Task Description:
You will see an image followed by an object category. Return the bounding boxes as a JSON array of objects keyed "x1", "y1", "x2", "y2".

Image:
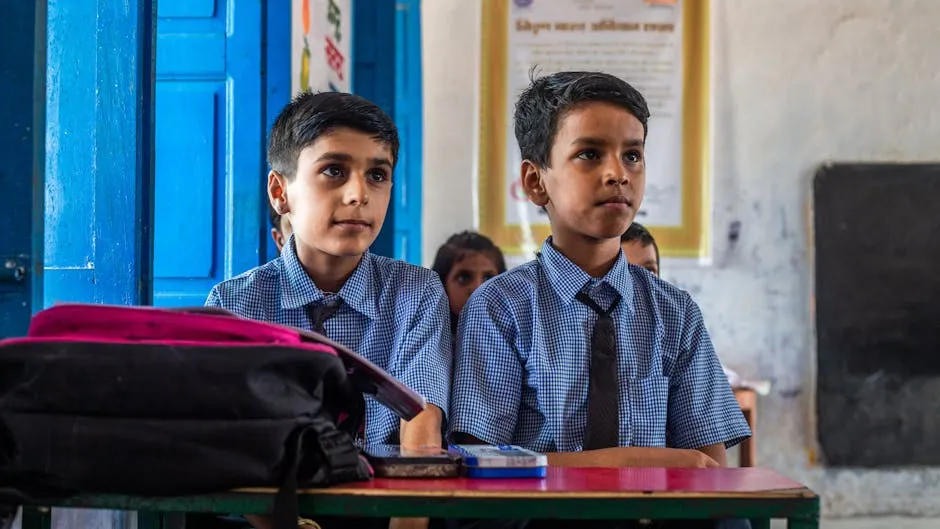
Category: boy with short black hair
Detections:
[
  {"x1": 450, "y1": 71, "x2": 749, "y2": 506},
  {"x1": 208, "y1": 91, "x2": 450, "y2": 529}
]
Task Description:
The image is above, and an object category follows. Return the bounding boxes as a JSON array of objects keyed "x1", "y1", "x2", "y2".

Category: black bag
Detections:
[{"x1": 0, "y1": 308, "x2": 374, "y2": 529}]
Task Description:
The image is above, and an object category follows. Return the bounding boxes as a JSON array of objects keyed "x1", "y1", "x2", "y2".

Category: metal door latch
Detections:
[{"x1": 0, "y1": 257, "x2": 27, "y2": 283}]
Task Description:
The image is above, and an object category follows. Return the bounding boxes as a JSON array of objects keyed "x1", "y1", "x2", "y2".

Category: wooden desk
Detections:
[
  {"x1": 20, "y1": 467, "x2": 818, "y2": 528},
  {"x1": 735, "y1": 387, "x2": 758, "y2": 467}
]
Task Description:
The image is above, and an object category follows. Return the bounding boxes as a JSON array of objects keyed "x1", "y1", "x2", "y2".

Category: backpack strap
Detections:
[{"x1": 271, "y1": 418, "x2": 368, "y2": 529}]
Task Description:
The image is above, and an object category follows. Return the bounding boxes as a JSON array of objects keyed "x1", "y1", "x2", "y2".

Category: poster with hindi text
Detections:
[{"x1": 476, "y1": 0, "x2": 711, "y2": 260}]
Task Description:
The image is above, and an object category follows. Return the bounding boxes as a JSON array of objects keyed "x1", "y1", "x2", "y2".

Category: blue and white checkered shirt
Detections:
[
  {"x1": 206, "y1": 236, "x2": 453, "y2": 444},
  {"x1": 448, "y1": 238, "x2": 750, "y2": 453}
]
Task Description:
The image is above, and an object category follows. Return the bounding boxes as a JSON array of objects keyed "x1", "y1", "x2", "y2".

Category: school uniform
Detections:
[
  {"x1": 201, "y1": 235, "x2": 453, "y2": 529},
  {"x1": 448, "y1": 238, "x2": 751, "y2": 529}
]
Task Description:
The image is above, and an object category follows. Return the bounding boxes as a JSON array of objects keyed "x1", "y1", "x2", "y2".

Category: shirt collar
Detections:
[
  {"x1": 279, "y1": 235, "x2": 378, "y2": 319},
  {"x1": 538, "y1": 237, "x2": 635, "y2": 312}
]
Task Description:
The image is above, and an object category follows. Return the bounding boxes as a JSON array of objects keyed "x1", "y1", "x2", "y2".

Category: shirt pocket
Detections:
[{"x1": 627, "y1": 375, "x2": 670, "y2": 447}]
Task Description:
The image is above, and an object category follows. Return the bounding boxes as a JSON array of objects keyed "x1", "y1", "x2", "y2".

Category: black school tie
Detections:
[
  {"x1": 575, "y1": 290, "x2": 622, "y2": 450},
  {"x1": 306, "y1": 297, "x2": 344, "y2": 335}
]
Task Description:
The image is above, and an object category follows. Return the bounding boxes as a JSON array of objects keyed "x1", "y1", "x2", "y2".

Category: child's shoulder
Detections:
[
  {"x1": 206, "y1": 259, "x2": 282, "y2": 309},
  {"x1": 626, "y1": 263, "x2": 696, "y2": 316},
  {"x1": 212, "y1": 259, "x2": 281, "y2": 297},
  {"x1": 366, "y1": 253, "x2": 445, "y2": 295},
  {"x1": 463, "y1": 259, "x2": 543, "y2": 312}
]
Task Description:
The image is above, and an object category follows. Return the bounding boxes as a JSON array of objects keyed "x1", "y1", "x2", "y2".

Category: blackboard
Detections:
[{"x1": 815, "y1": 163, "x2": 940, "y2": 467}]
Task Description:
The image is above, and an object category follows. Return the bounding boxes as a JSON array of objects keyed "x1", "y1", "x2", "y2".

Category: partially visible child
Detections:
[
  {"x1": 268, "y1": 202, "x2": 293, "y2": 252},
  {"x1": 621, "y1": 222, "x2": 659, "y2": 276},
  {"x1": 207, "y1": 91, "x2": 451, "y2": 529},
  {"x1": 431, "y1": 231, "x2": 507, "y2": 333}
]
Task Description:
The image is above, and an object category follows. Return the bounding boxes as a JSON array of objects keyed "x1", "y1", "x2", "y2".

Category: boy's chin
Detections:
[
  {"x1": 322, "y1": 239, "x2": 375, "y2": 258},
  {"x1": 296, "y1": 237, "x2": 373, "y2": 258}
]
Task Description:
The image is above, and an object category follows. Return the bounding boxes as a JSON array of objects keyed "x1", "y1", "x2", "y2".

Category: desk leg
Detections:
[
  {"x1": 749, "y1": 518, "x2": 770, "y2": 529},
  {"x1": 19, "y1": 508, "x2": 51, "y2": 529},
  {"x1": 787, "y1": 515, "x2": 819, "y2": 529},
  {"x1": 136, "y1": 512, "x2": 166, "y2": 529}
]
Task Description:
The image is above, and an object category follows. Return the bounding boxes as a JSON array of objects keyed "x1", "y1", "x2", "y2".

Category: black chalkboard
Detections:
[{"x1": 815, "y1": 163, "x2": 940, "y2": 467}]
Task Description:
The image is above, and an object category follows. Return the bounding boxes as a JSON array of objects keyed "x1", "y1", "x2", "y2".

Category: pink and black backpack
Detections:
[{"x1": 0, "y1": 304, "x2": 426, "y2": 529}]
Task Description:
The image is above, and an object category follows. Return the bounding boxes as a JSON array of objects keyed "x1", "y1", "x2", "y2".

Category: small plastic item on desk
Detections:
[
  {"x1": 448, "y1": 444, "x2": 548, "y2": 479},
  {"x1": 362, "y1": 444, "x2": 461, "y2": 478}
]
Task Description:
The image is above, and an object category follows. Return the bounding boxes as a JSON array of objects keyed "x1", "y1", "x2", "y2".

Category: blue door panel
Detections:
[
  {"x1": 157, "y1": 33, "x2": 226, "y2": 76},
  {"x1": 153, "y1": 83, "x2": 218, "y2": 279},
  {"x1": 353, "y1": 0, "x2": 423, "y2": 264},
  {"x1": 392, "y1": 0, "x2": 422, "y2": 263},
  {"x1": 153, "y1": 0, "x2": 264, "y2": 307},
  {"x1": 159, "y1": 0, "x2": 217, "y2": 18}
]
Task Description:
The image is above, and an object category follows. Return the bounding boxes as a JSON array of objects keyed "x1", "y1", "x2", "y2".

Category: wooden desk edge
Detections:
[{"x1": 233, "y1": 486, "x2": 818, "y2": 501}]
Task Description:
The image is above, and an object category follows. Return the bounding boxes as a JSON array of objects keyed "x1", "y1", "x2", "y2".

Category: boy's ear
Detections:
[
  {"x1": 520, "y1": 160, "x2": 549, "y2": 207},
  {"x1": 268, "y1": 170, "x2": 290, "y2": 214}
]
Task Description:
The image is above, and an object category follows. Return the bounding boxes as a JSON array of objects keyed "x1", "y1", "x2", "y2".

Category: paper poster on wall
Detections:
[
  {"x1": 291, "y1": 0, "x2": 353, "y2": 96},
  {"x1": 476, "y1": 0, "x2": 711, "y2": 260}
]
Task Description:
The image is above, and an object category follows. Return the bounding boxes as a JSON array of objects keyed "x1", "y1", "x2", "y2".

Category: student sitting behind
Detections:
[
  {"x1": 621, "y1": 222, "x2": 659, "y2": 276},
  {"x1": 268, "y1": 202, "x2": 293, "y2": 252},
  {"x1": 207, "y1": 91, "x2": 451, "y2": 529},
  {"x1": 448, "y1": 71, "x2": 750, "y2": 528},
  {"x1": 431, "y1": 231, "x2": 507, "y2": 334}
]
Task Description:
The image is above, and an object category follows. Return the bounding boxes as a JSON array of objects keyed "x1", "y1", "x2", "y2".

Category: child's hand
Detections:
[
  {"x1": 629, "y1": 447, "x2": 719, "y2": 468},
  {"x1": 665, "y1": 448, "x2": 720, "y2": 468},
  {"x1": 548, "y1": 446, "x2": 720, "y2": 468}
]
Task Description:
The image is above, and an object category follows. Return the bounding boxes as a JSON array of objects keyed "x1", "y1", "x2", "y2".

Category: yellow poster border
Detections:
[{"x1": 477, "y1": 0, "x2": 711, "y2": 259}]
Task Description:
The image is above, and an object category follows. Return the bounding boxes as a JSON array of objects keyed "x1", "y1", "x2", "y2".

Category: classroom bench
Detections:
[{"x1": 19, "y1": 467, "x2": 818, "y2": 529}]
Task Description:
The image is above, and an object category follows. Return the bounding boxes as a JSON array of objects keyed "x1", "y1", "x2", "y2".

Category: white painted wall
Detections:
[{"x1": 422, "y1": 0, "x2": 940, "y2": 516}]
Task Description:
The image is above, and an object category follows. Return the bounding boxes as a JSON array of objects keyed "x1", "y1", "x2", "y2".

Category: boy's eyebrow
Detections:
[
  {"x1": 315, "y1": 151, "x2": 394, "y2": 167},
  {"x1": 570, "y1": 137, "x2": 645, "y2": 148}
]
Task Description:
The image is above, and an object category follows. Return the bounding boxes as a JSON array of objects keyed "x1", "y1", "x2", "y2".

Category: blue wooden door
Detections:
[
  {"x1": 353, "y1": 0, "x2": 423, "y2": 264},
  {"x1": 392, "y1": 0, "x2": 423, "y2": 264},
  {"x1": 0, "y1": 0, "x2": 43, "y2": 337},
  {"x1": 153, "y1": 0, "x2": 265, "y2": 307}
]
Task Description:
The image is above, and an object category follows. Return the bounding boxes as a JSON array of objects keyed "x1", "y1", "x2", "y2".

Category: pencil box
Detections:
[{"x1": 448, "y1": 445, "x2": 548, "y2": 479}]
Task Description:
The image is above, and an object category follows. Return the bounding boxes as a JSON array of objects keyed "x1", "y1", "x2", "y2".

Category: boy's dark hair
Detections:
[
  {"x1": 621, "y1": 222, "x2": 660, "y2": 268},
  {"x1": 268, "y1": 202, "x2": 281, "y2": 232},
  {"x1": 431, "y1": 231, "x2": 508, "y2": 287},
  {"x1": 268, "y1": 91, "x2": 400, "y2": 178},
  {"x1": 514, "y1": 71, "x2": 650, "y2": 168}
]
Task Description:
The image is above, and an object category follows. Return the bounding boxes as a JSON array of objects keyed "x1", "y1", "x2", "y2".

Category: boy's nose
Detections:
[
  {"x1": 343, "y1": 173, "x2": 370, "y2": 205},
  {"x1": 603, "y1": 168, "x2": 629, "y2": 185},
  {"x1": 602, "y1": 159, "x2": 628, "y2": 185}
]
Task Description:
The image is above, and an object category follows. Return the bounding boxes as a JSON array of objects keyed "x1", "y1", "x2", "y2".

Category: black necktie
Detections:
[
  {"x1": 306, "y1": 297, "x2": 344, "y2": 335},
  {"x1": 575, "y1": 290, "x2": 622, "y2": 450}
]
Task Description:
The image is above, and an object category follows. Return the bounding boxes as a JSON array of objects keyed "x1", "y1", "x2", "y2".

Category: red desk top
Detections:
[{"x1": 297, "y1": 467, "x2": 814, "y2": 499}]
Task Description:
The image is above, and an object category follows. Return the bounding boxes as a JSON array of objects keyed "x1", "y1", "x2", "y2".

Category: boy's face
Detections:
[
  {"x1": 522, "y1": 102, "x2": 646, "y2": 245},
  {"x1": 622, "y1": 241, "x2": 659, "y2": 276},
  {"x1": 269, "y1": 127, "x2": 393, "y2": 259}
]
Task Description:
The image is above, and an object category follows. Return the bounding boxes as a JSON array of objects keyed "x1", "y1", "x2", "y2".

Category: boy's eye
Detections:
[
  {"x1": 322, "y1": 165, "x2": 345, "y2": 179},
  {"x1": 454, "y1": 271, "x2": 472, "y2": 285},
  {"x1": 576, "y1": 150, "x2": 600, "y2": 161},
  {"x1": 624, "y1": 150, "x2": 643, "y2": 164},
  {"x1": 368, "y1": 169, "x2": 390, "y2": 183}
]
